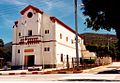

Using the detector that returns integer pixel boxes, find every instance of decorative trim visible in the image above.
[57,41,81,51]
[24,49,34,52]
[57,41,75,49]
[19,35,43,38]
[12,40,56,45]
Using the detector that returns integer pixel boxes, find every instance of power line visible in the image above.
[0,0,69,19]
[0,0,63,16]
[0,0,61,12]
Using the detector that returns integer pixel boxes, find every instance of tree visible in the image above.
[0,39,4,58]
[0,39,4,47]
[0,40,12,66]
[81,0,120,50]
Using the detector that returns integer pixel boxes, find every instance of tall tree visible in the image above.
[0,39,4,47]
[81,0,120,50]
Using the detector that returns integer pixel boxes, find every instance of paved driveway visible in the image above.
[82,62,120,74]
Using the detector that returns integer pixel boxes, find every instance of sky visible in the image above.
[0,0,116,44]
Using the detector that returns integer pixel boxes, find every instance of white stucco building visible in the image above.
[12,5,96,68]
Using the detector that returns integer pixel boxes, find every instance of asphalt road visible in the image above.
[0,62,120,82]
[0,73,120,81]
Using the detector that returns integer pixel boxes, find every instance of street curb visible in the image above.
[0,71,43,75]
[0,69,83,75]
[0,65,110,75]
[0,68,65,75]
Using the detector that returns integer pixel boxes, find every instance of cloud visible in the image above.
[38,0,62,11]
[43,1,53,11]
[39,0,74,19]
[1,17,14,29]
[0,0,27,5]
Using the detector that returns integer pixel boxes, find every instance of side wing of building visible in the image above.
[52,17,83,68]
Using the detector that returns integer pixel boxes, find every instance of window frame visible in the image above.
[61,54,63,62]
[66,37,68,42]
[44,47,50,52]
[18,32,21,36]
[27,12,33,18]
[28,30,32,36]
[60,33,62,39]
[18,49,20,53]
[71,39,74,44]
[45,30,49,34]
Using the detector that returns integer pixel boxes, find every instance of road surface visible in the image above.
[0,62,120,82]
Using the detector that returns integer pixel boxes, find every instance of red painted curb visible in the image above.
[57,71,67,74]
[43,71,52,74]
[32,72,38,74]
[43,72,48,74]
[9,73,15,75]
[73,70,83,73]
[20,72,26,75]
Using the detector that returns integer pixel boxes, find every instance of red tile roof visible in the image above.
[20,5,43,15]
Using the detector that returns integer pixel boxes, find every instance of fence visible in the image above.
[95,57,112,66]
[71,57,112,69]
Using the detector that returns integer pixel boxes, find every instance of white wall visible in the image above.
[12,8,42,66]
[55,21,82,65]
[12,8,57,66]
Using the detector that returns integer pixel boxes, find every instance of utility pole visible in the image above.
[74,0,79,70]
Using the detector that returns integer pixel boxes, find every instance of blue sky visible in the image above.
[0,0,116,43]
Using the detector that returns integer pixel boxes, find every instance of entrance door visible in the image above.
[24,55,35,67]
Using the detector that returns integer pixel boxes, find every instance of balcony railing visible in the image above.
[19,35,43,44]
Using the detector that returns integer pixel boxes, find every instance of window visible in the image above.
[66,37,68,42]
[71,39,74,44]
[18,49,20,53]
[60,33,62,39]
[28,30,32,36]
[27,12,33,18]
[19,32,21,36]
[45,30,49,34]
[44,47,50,51]
[61,54,63,62]
[78,39,80,43]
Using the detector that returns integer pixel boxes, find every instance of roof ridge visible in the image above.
[20,5,43,15]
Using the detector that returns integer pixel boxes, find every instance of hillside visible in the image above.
[81,33,118,46]
[0,40,12,67]
[4,42,12,52]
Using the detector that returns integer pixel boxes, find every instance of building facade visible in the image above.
[12,5,96,68]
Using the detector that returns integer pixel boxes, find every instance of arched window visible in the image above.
[66,37,68,42]
[60,33,62,39]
